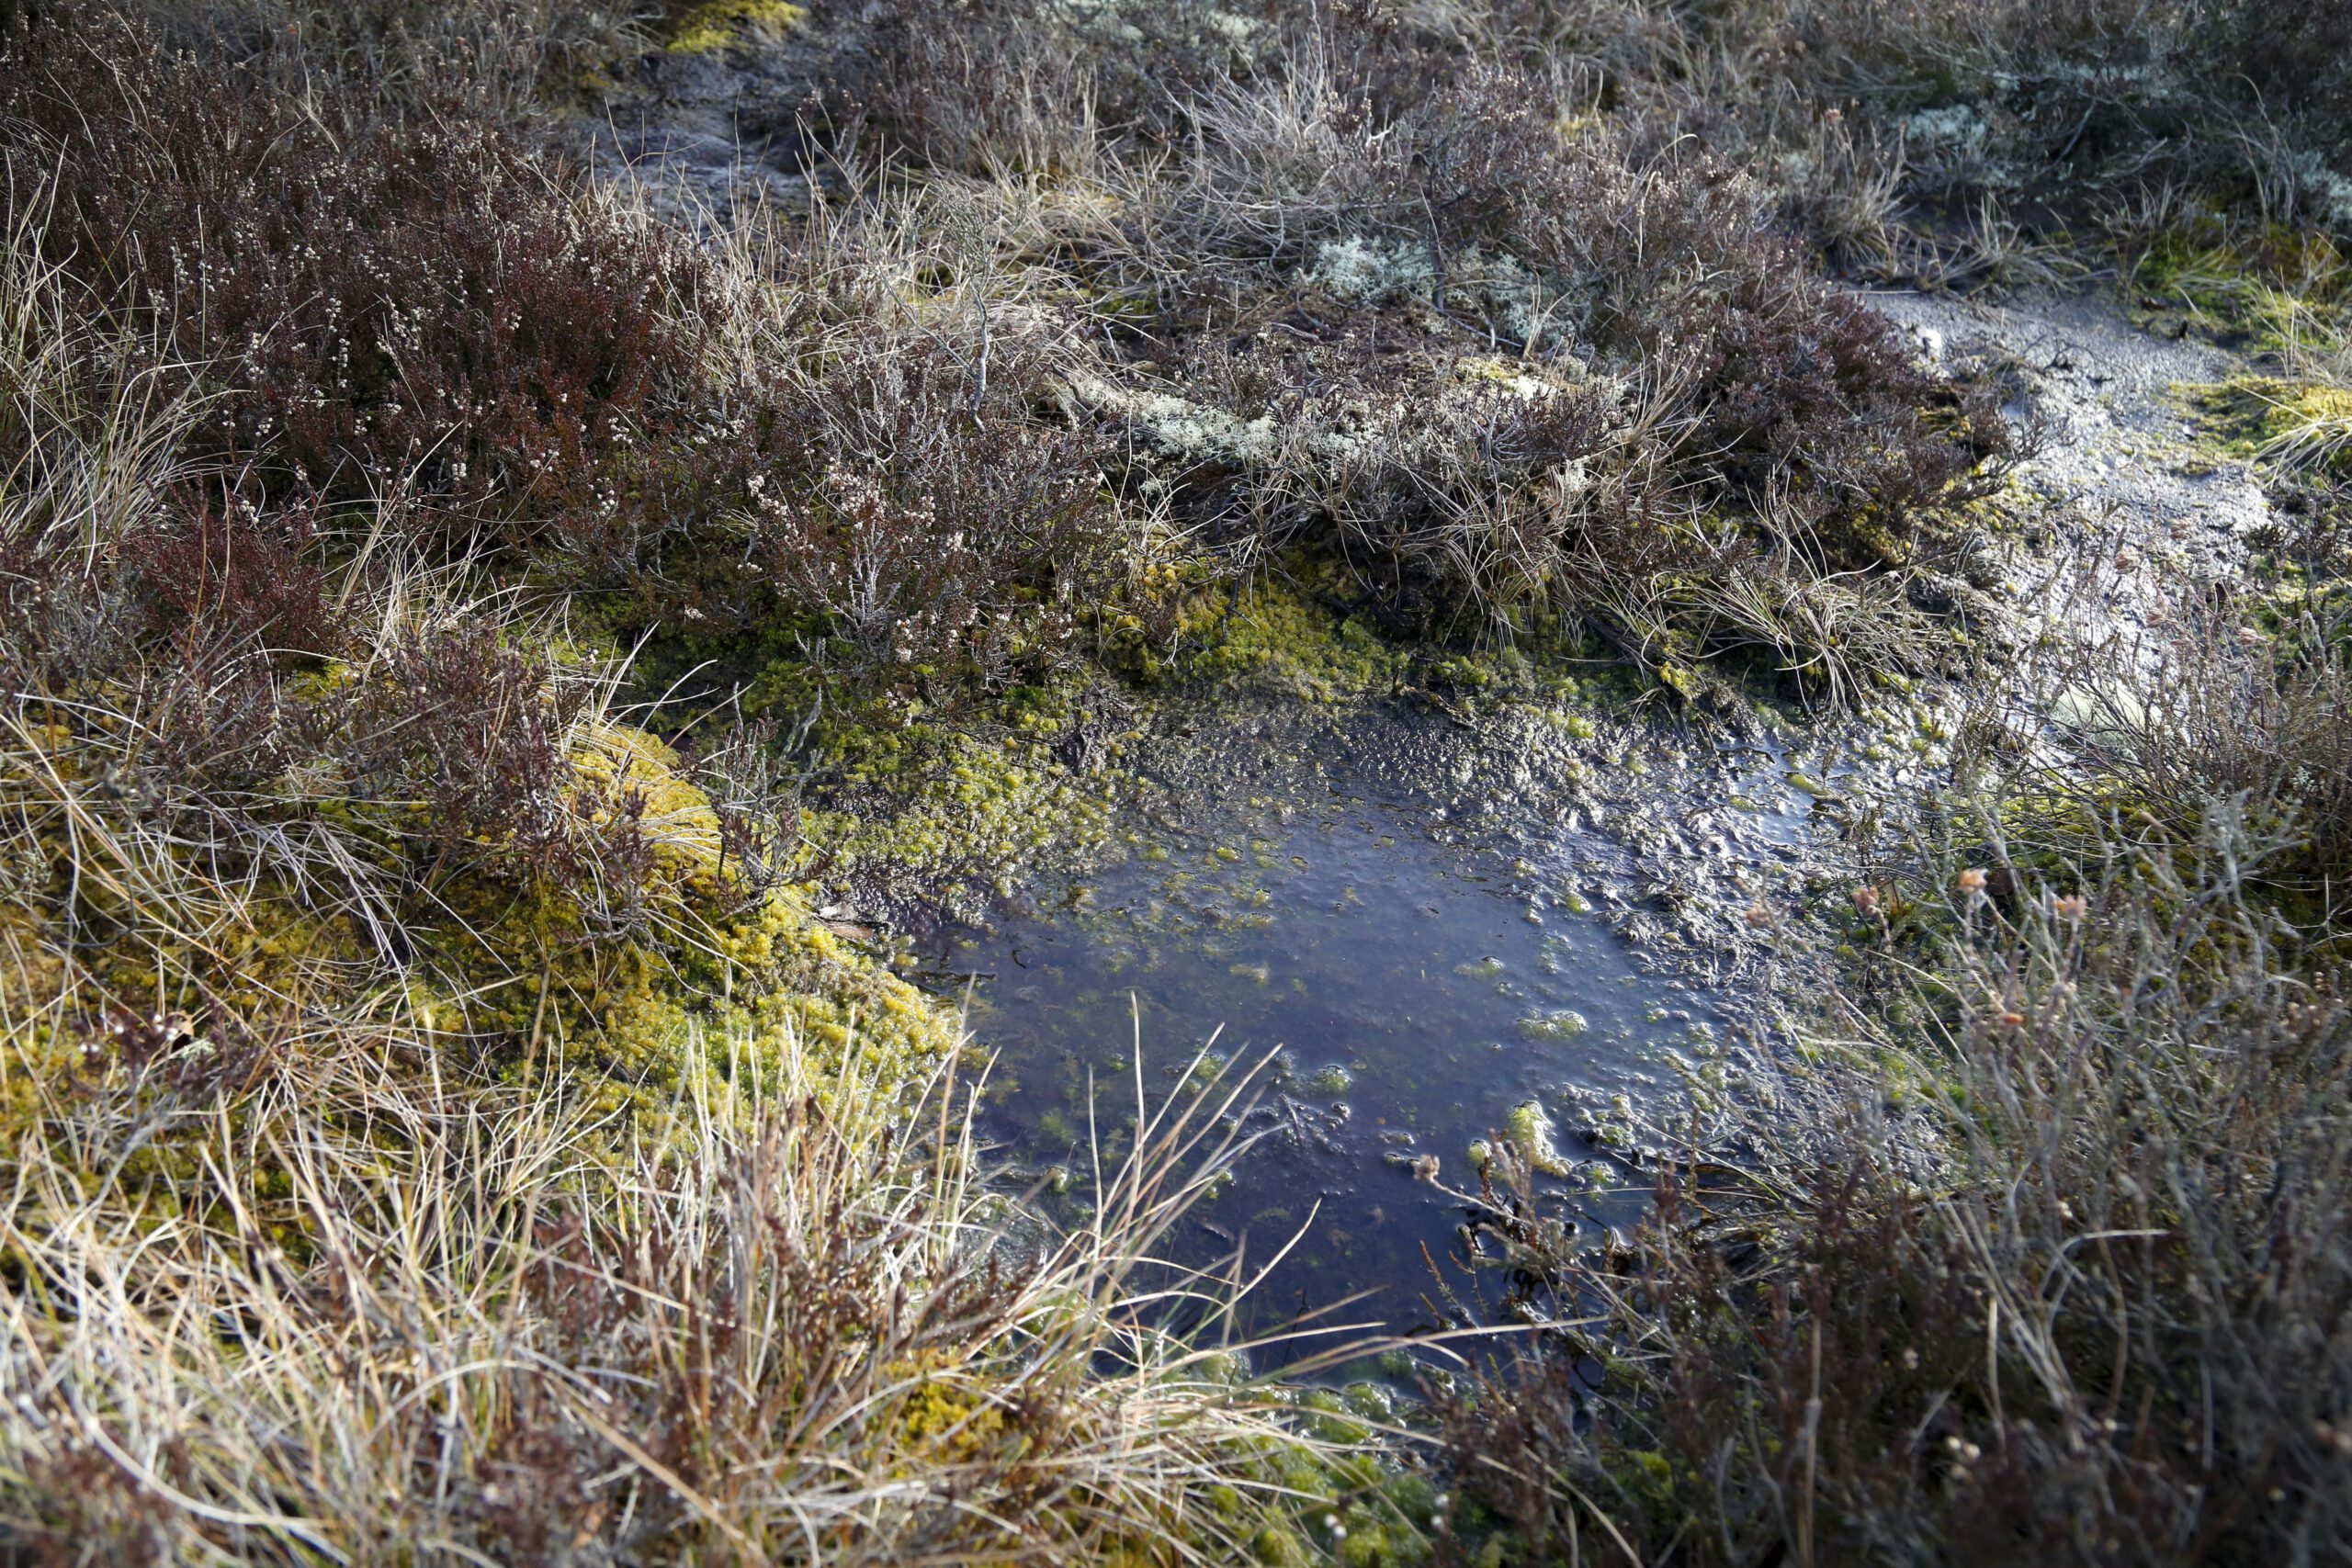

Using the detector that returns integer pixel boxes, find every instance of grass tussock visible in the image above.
[0,1013,1346,1563]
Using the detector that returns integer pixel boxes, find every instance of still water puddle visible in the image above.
[909,745,1724,1344]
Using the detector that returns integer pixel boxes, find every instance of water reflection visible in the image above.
[912,758,1719,1348]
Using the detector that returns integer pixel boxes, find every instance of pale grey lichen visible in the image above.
[1307,236,1439,304]
[1201,7,1265,47]
[1048,0,1267,59]
[1903,105,1991,157]
[1068,375,1283,465]
[1069,355,1625,498]
[1306,236,1564,347]
[2267,148,2352,230]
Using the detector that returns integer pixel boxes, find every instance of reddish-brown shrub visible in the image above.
[317,618,585,870]
[121,484,340,661]
[1,481,330,801]
[0,5,713,578]
[835,0,1295,173]
[1456,101,2012,562]
[1434,807,2352,1566]
[751,329,1116,682]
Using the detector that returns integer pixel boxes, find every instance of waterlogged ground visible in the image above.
[832,265,2278,1343]
[585,18,2292,1351]
[896,711,1736,1346]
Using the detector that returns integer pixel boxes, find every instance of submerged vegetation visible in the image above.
[0,0,2347,1561]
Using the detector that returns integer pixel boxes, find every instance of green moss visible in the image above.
[799,718,1121,910]
[1169,553,1611,716]
[1188,571,1405,701]
[5,696,960,1190]
[664,0,805,53]
[2181,375,2352,472]
[1306,1063,1354,1096]
[1251,1526,1312,1566]
[888,1347,1010,1462]
[2134,228,2352,350]
[1501,1100,1573,1177]
[1514,1008,1589,1043]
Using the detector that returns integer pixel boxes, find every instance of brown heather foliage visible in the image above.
[322,618,593,870]
[791,0,2014,680]
[758,0,2345,691]
[1074,40,2015,669]
[2,6,715,580]
[741,312,1122,681]
[841,0,2352,265]
[0,337,628,931]
[0,0,2037,699]
[1441,874,2352,1565]
[1431,604,2352,1565]
[2,3,1131,679]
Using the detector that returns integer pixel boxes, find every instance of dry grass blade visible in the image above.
[0,1013,1360,1562]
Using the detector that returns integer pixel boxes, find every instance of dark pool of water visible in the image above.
[907,745,1724,1350]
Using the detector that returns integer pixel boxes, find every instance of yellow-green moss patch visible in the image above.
[802,721,1122,908]
[1186,570,1405,701]
[2183,375,2352,475]
[664,0,805,53]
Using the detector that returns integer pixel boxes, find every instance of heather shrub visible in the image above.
[1438,844,2352,1563]
[598,0,2029,691]
[1062,46,2012,681]
[1,5,715,579]
[1761,0,2352,167]
[2214,0,2352,162]
[1430,617,2352,1565]
[838,0,1294,175]
[3,4,1140,690]
[319,616,593,874]
[1495,136,2012,559]
[120,486,339,664]
[813,0,2352,296]
[1742,0,2352,239]
[3,219,708,1041]
[133,0,653,114]
[748,322,1119,683]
